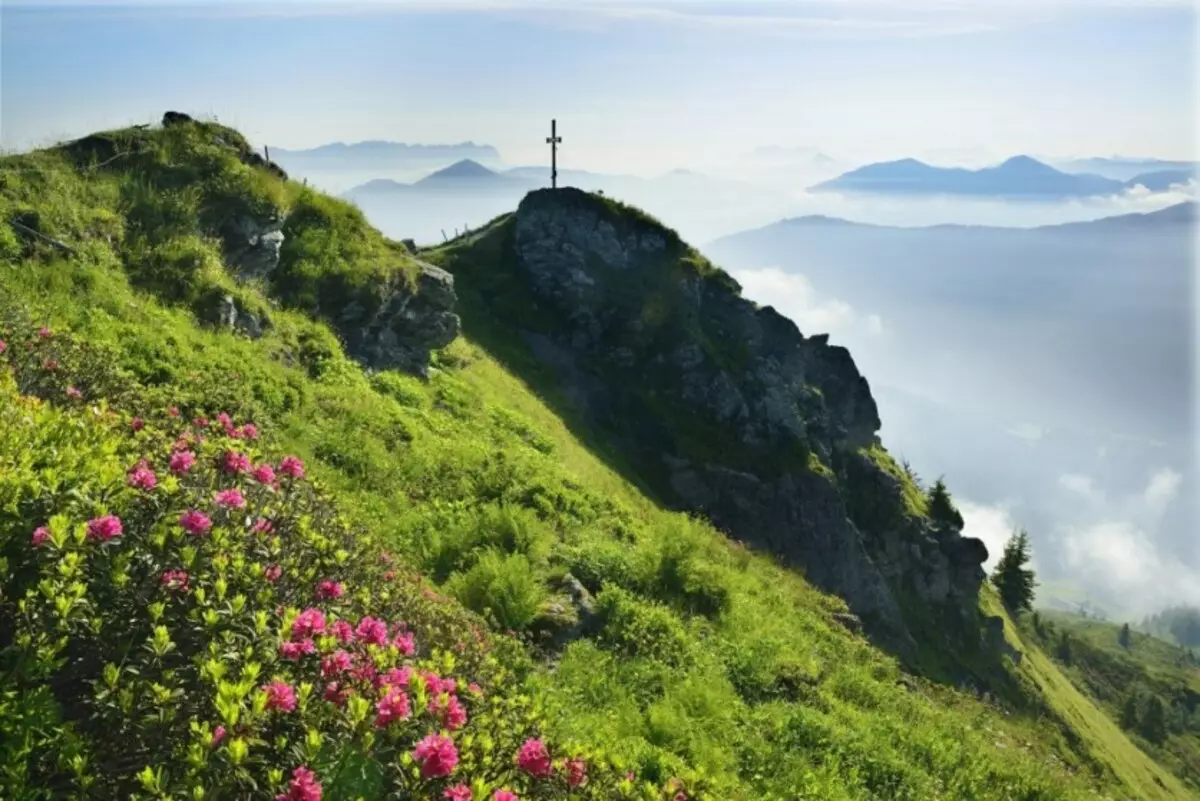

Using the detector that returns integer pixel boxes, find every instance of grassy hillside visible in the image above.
[1025,610,1200,792]
[1,116,1193,799]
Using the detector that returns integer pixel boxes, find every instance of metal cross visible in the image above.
[546,119,562,189]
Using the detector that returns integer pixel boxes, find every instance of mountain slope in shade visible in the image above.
[812,155,1127,199]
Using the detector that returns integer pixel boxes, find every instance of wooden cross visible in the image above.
[546,119,562,189]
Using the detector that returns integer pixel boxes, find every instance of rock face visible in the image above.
[224,215,285,281]
[487,188,988,652]
[338,262,461,375]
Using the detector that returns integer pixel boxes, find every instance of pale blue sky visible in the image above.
[2,1,1196,172]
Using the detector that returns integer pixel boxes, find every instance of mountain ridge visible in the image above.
[812,155,1129,198]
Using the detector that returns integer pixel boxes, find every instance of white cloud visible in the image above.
[1059,473,1104,503]
[958,499,1020,572]
[729,265,884,339]
[1144,467,1182,509]
[1006,422,1047,442]
[1061,519,1200,610]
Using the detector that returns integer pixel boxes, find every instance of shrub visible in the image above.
[447,549,549,631]
[594,587,694,667]
[0,329,634,800]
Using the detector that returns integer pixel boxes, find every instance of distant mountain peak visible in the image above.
[996,155,1057,173]
[419,159,500,182]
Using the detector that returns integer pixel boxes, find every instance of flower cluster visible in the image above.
[1,329,648,801]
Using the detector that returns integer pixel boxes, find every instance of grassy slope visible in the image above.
[1027,610,1200,792]
[1,121,1193,800]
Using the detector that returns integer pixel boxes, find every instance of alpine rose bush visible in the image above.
[0,330,649,801]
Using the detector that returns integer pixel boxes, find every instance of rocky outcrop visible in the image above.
[224,215,285,281]
[204,293,267,340]
[476,188,988,651]
[338,262,461,375]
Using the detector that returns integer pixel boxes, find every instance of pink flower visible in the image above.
[253,464,277,485]
[193,416,209,429]
[127,461,157,491]
[265,564,283,583]
[130,416,144,431]
[169,450,196,475]
[37,326,51,339]
[168,407,181,418]
[564,758,587,788]
[316,580,345,601]
[179,509,212,536]
[216,412,233,431]
[214,488,246,509]
[252,518,275,535]
[443,785,473,801]
[280,639,316,661]
[241,423,260,440]
[211,725,227,747]
[161,569,190,593]
[66,386,82,400]
[0,339,7,354]
[673,794,687,801]
[278,456,306,479]
[330,619,354,643]
[292,608,327,640]
[374,688,411,728]
[412,734,458,779]
[321,650,353,677]
[423,671,456,696]
[468,683,483,697]
[493,792,519,801]
[43,358,58,372]
[355,616,388,645]
[517,738,552,779]
[222,450,251,475]
[380,666,412,691]
[275,766,322,801]
[323,681,349,706]
[86,515,123,542]
[31,526,50,548]
[262,680,297,713]
[393,630,415,656]
[429,694,468,731]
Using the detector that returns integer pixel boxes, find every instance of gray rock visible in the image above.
[224,215,285,281]
[207,293,266,339]
[496,188,986,655]
[341,261,461,375]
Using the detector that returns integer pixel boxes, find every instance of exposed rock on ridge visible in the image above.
[56,111,459,376]
[466,188,989,652]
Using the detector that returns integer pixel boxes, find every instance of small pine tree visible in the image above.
[991,529,1037,615]
[1140,696,1168,744]
[1120,693,1140,729]
[926,477,965,530]
[1118,622,1133,650]
[1056,631,1073,665]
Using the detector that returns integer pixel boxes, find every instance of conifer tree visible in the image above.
[1140,696,1167,744]
[926,476,964,530]
[1119,622,1133,650]
[1120,693,1139,729]
[991,529,1037,615]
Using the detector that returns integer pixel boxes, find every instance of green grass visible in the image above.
[1024,610,1200,792]
[1,119,1194,799]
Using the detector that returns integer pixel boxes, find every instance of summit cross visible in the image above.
[546,119,562,189]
